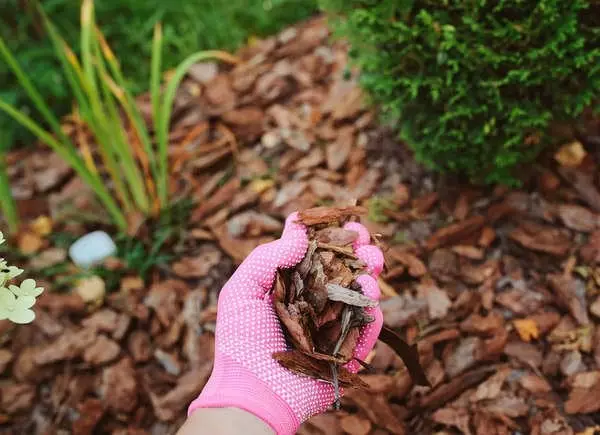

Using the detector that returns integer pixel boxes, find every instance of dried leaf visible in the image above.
[378,326,430,387]
[431,407,472,435]
[425,215,485,250]
[273,350,367,388]
[513,319,540,342]
[555,140,587,167]
[315,228,358,246]
[424,284,452,320]
[388,249,427,277]
[557,204,600,232]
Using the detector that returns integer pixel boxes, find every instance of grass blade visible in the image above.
[156,50,239,203]
[97,28,159,196]
[93,35,149,213]
[151,23,162,133]
[0,36,68,143]
[0,99,127,230]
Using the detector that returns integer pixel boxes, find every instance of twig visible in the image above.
[330,362,340,410]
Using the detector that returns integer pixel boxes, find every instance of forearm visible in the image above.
[177,407,275,435]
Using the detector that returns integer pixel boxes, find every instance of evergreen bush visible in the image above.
[321,0,600,184]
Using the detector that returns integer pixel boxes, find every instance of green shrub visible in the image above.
[320,0,600,184]
[0,0,318,150]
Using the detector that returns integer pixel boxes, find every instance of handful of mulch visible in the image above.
[272,206,429,406]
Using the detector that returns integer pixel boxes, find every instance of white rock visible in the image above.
[69,231,116,268]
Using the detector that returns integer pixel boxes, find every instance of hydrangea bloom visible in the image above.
[0,232,43,324]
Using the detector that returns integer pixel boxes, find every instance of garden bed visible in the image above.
[1,16,600,435]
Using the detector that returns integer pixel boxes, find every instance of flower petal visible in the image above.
[0,287,16,310]
[9,308,35,324]
[15,295,36,310]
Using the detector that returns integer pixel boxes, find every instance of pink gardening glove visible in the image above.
[188,213,384,434]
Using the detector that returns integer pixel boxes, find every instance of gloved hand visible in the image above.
[188,213,384,435]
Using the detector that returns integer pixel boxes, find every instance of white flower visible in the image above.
[0,232,4,245]
[0,266,23,280]
[9,279,44,298]
[0,287,35,324]
[0,265,24,287]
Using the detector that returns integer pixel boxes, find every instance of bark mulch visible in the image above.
[2,15,600,435]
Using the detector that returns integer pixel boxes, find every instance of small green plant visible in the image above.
[0,0,318,151]
[0,232,44,323]
[0,0,235,231]
[367,196,396,223]
[321,0,600,184]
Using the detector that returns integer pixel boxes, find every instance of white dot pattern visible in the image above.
[193,214,384,432]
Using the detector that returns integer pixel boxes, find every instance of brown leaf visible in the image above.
[556,204,600,232]
[519,373,552,394]
[0,350,13,375]
[192,177,240,221]
[326,127,353,171]
[428,248,458,282]
[83,335,121,365]
[149,363,213,421]
[388,249,427,277]
[378,325,430,387]
[580,230,600,263]
[547,274,589,325]
[172,248,222,279]
[315,228,358,246]
[423,284,451,320]
[417,366,495,409]
[380,295,427,328]
[128,331,152,363]
[72,399,105,435]
[460,312,505,335]
[445,337,482,377]
[412,192,439,215]
[471,367,510,402]
[204,75,236,113]
[273,180,308,208]
[35,328,97,364]
[273,350,366,388]
[565,381,600,414]
[485,395,529,418]
[0,384,35,414]
[431,407,472,435]
[478,226,497,247]
[99,358,138,413]
[339,414,371,435]
[222,107,264,141]
[504,341,543,368]
[452,245,485,260]
[425,215,485,250]
[81,309,119,333]
[509,224,571,256]
[275,301,314,354]
[227,211,283,238]
[558,167,600,213]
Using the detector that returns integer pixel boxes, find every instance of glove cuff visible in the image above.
[188,353,300,435]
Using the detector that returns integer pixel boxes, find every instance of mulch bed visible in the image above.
[2,15,600,435]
